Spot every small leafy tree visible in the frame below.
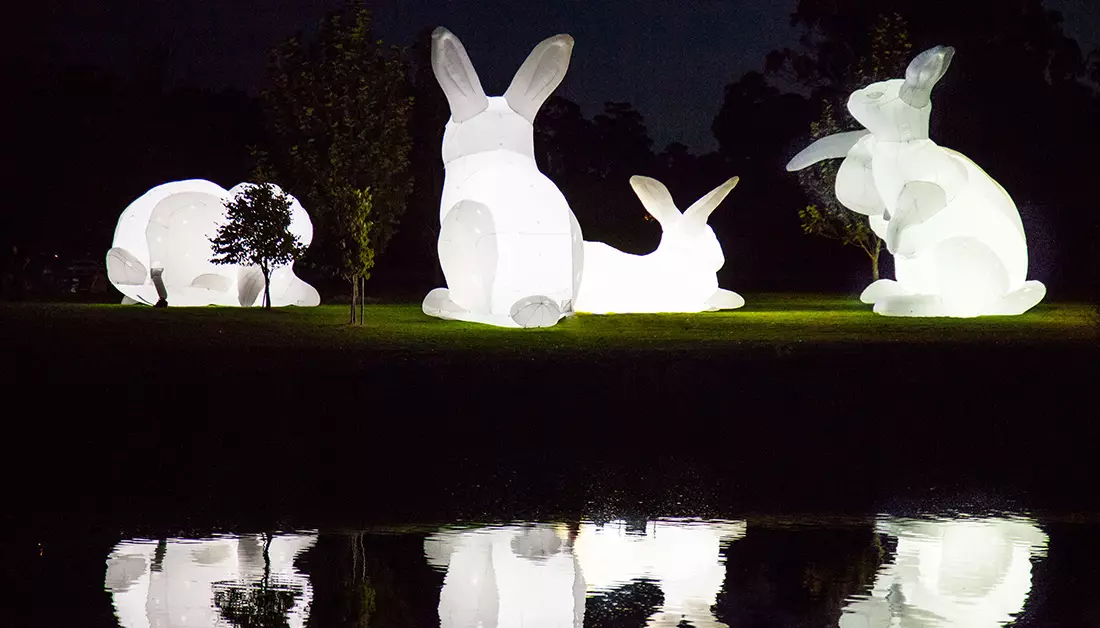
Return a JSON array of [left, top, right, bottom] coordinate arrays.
[[796, 102, 884, 280], [794, 13, 912, 281], [262, 1, 412, 315], [210, 183, 306, 309], [334, 185, 374, 324]]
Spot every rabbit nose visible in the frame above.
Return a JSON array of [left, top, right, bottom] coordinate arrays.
[[883, 208, 892, 221]]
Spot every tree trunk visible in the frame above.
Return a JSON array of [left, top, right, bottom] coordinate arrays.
[[359, 275, 365, 325], [262, 265, 271, 309], [349, 275, 357, 324], [262, 532, 272, 591], [871, 238, 882, 282]]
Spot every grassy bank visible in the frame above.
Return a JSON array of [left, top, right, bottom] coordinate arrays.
[[2, 294, 1096, 357], [2, 294, 1098, 526]]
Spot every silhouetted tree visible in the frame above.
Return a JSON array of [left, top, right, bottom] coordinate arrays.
[[210, 182, 307, 309], [370, 27, 450, 297], [793, 14, 914, 282], [262, 1, 413, 306]]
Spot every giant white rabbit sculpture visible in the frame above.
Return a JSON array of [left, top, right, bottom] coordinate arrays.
[[421, 28, 584, 328], [574, 175, 746, 314], [787, 46, 1045, 317], [106, 179, 319, 308]]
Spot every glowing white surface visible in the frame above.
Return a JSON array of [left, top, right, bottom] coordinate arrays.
[[839, 516, 1049, 628], [787, 46, 1045, 317], [106, 180, 319, 307], [423, 519, 746, 627], [422, 28, 584, 328], [574, 176, 745, 314], [104, 533, 317, 628]]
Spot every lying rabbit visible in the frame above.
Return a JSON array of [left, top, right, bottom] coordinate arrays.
[[787, 46, 1045, 317], [106, 179, 319, 307], [421, 27, 584, 328], [573, 175, 745, 314]]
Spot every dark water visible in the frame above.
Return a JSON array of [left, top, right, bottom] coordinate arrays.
[[4, 305, 1098, 626], [12, 512, 1100, 627]]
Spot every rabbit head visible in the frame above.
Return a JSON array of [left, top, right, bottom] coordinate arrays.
[[631, 175, 739, 273], [431, 28, 573, 166], [847, 45, 955, 142]]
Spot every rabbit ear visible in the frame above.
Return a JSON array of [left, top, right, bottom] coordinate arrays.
[[629, 175, 681, 227], [786, 130, 870, 171], [431, 27, 489, 123], [900, 46, 955, 109], [683, 176, 740, 227], [504, 34, 574, 123]]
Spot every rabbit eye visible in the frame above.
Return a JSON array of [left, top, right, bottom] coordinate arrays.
[[866, 90, 884, 100]]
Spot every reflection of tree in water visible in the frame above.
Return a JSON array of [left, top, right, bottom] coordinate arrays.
[[714, 522, 887, 627], [213, 533, 304, 628], [300, 531, 441, 628], [583, 579, 664, 628]]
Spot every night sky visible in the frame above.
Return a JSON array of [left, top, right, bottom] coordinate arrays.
[[47, 0, 1100, 154]]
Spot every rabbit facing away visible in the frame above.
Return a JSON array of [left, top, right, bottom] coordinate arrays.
[[421, 27, 584, 328], [787, 46, 1045, 317], [574, 175, 745, 314], [106, 179, 319, 307]]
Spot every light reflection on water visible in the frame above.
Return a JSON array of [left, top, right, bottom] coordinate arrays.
[[104, 532, 316, 628], [425, 519, 746, 627], [101, 516, 1050, 628], [840, 516, 1049, 628]]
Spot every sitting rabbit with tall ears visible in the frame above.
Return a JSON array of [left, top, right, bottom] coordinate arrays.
[[422, 28, 584, 328], [787, 46, 1045, 317]]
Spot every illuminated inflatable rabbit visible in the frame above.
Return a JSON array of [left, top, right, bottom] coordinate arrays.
[[421, 28, 584, 328], [574, 175, 745, 314], [106, 179, 319, 307], [787, 46, 1045, 317]]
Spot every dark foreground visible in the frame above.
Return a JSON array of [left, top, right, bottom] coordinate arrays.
[[2, 297, 1099, 626], [1, 297, 1097, 527]]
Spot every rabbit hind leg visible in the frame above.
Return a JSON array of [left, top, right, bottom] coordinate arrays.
[[986, 280, 1046, 316], [436, 200, 498, 316]]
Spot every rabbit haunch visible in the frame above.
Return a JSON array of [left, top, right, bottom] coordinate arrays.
[[574, 175, 745, 314], [786, 45, 1045, 317], [422, 27, 583, 328]]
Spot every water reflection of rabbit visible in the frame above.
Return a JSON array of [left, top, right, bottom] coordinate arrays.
[[787, 46, 1045, 317], [422, 28, 584, 328], [574, 175, 745, 314]]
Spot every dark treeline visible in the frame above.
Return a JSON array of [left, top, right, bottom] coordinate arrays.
[[5, 0, 1099, 299]]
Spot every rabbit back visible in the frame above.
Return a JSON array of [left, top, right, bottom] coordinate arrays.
[[575, 242, 719, 314]]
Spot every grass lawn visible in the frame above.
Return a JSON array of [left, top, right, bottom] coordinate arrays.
[[2, 293, 1096, 357], [4, 293, 1098, 526]]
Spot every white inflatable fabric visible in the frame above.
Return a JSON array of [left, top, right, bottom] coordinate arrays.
[[839, 515, 1048, 628], [787, 46, 1045, 317], [423, 519, 746, 627], [574, 176, 745, 314], [422, 27, 584, 328], [106, 179, 319, 307], [104, 533, 317, 628]]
